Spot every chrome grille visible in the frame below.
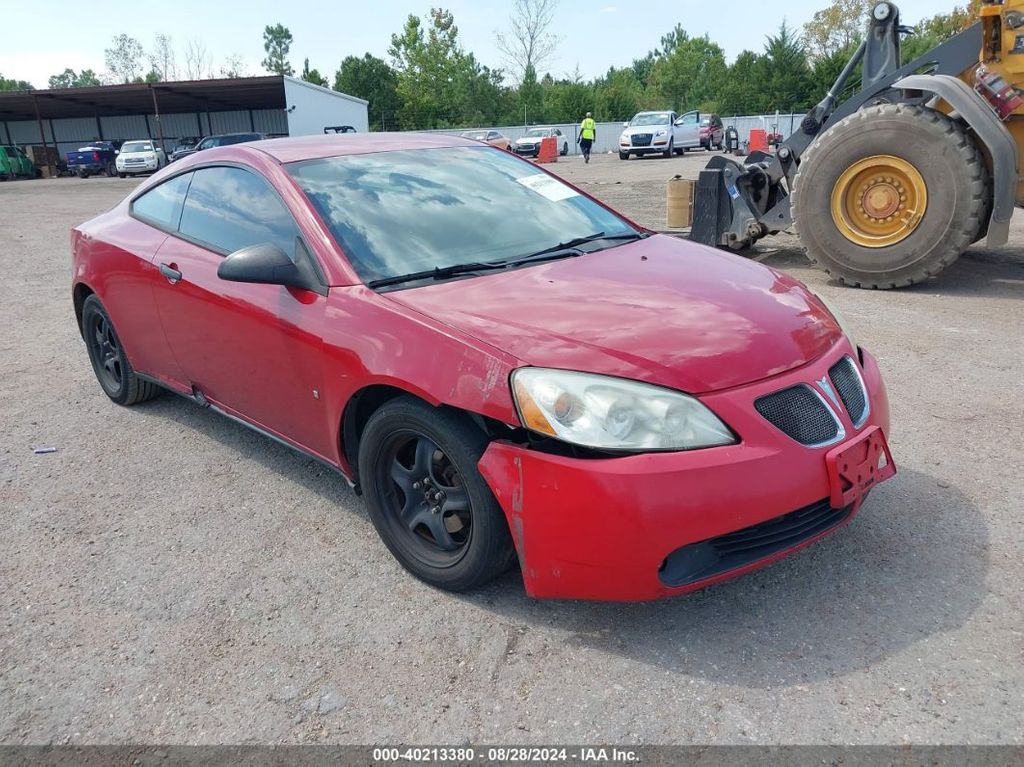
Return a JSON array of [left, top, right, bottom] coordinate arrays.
[[829, 355, 869, 427], [755, 385, 841, 446], [631, 133, 653, 147]]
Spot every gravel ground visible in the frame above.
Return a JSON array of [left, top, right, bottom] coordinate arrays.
[[1, 156, 1022, 746]]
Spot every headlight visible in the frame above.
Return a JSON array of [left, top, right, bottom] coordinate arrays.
[[511, 368, 736, 452], [654, 129, 667, 137], [814, 292, 857, 350]]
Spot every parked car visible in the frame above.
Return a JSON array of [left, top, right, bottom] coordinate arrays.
[[71, 133, 895, 601], [699, 114, 725, 150], [0, 145, 36, 180], [169, 137, 200, 161], [324, 126, 357, 134], [512, 127, 568, 157], [115, 140, 167, 177], [619, 111, 705, 159], [170, 132, 264, 162], [66, 141, 118, 178], [460, 129, 511, 151]]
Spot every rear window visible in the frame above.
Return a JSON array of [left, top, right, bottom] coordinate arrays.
[[131, 173, 193, 230]]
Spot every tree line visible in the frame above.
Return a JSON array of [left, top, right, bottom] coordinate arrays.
[[0, 0, 980, 130]]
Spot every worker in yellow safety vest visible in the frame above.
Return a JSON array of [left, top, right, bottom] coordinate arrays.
[[579, 112, 596, 163]]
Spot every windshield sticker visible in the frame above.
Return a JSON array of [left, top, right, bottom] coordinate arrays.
[[516, 173, 580, 202]]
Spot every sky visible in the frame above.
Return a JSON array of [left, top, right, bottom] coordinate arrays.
[[5, 0, 947, 89]]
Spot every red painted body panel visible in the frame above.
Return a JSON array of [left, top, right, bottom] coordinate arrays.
[[71, 134, 896, 601], [389, 235, 842, 394], [477, 343, 891, 601]]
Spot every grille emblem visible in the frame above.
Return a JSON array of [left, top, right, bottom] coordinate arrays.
[[816, 375, 842, 411]]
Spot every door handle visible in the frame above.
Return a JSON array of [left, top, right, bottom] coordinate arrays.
[[159, 263, 182, 282]]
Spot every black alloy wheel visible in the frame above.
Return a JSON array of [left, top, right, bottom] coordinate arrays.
[[81, 295, 161, 405], [87, 308, 124, 393], [359, 396, 515, 591]]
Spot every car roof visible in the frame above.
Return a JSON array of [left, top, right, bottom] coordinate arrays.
[[242, 132, 477, 163]]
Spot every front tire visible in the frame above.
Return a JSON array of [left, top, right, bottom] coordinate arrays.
[[81, 295, 161, 405], [662, 139, 674, 159], [358, 397, 515, 592], [793, 104, 989, 289], [105, 161, 117, 177], [618, 151, 629, 160]]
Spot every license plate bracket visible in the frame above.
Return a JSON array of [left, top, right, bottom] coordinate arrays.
[[825, 425, 896, 509]]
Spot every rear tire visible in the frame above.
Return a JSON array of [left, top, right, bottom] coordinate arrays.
[[358, 396, 516, 592], [81, 295, 162, 406], [792, 104, 990, 289]]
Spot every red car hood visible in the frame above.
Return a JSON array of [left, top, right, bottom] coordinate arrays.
[[386, 235, 842, 394]]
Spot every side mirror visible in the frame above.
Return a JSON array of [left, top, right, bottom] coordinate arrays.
[[622, 122, 629, 128], [217, 241, 326, 296]]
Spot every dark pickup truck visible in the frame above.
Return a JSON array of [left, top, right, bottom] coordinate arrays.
[[66, 142, 119, 178]]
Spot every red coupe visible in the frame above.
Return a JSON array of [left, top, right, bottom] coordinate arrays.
[[72, 133, 895, 601]]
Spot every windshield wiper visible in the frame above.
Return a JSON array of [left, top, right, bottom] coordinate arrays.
[[366, 231, 649, 290], [367, 261, 507, 289], [503, 230, 648, 266]]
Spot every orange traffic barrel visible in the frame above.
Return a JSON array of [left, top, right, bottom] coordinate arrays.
[[748, 129, 769, 154], [537, 136, 558, 163]]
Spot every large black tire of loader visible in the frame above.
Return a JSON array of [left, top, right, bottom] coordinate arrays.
[[792, 103, 990, 289]]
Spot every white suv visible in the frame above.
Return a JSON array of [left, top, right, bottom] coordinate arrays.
[[115, 140, 167, 177], [619, 110, 701, 159]]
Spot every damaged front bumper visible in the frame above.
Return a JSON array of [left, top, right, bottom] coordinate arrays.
[[477, 343, 893, 601]]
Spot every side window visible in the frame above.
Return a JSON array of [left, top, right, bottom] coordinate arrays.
[[131, 172, 193, 230], [682, 113, 698, 125], [178, 166, 300, 258]]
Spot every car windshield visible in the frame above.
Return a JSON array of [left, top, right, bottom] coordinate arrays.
[[121, 142, 154, 153], [462, 131, 487, 140], [524, 129, 549, 138], [287, 146, 637, 285], [631, 113, 671, 127]]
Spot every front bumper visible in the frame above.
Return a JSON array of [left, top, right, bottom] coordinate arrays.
[[477, 342, 893, 601], [513, 144, 540, 156], [117, 161, 159, 174]]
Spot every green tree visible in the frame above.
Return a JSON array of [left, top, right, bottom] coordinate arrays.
[[596, 68, 643, 121], [759, 22, 815, 112], [651, 31, 727, 111], [389, 8, 478, 128], [544, 79, 595, 123], [301, 58, 329, 87], [518, 64, 544, 123], [718, 51, 767, 115], [335, 54, 401, 130], [262, 23, 294, 76], [803, 0, 869, 58], [105, 34, 145, 83], [48, 68, 101, 89], [0, 73, 33, 91]]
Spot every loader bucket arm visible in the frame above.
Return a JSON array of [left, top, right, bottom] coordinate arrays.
[[690, 17, 985, 250]]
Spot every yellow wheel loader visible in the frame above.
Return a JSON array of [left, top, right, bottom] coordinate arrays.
[[689, 0, 1023, 288]]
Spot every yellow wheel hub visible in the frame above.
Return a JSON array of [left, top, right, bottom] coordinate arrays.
[[830, 155, 928, 248]]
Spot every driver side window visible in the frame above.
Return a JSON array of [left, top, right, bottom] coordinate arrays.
[[178, 166, 300, 259]]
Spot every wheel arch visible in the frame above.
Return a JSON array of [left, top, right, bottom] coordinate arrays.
[[73, 281, 96, 336], [338, 381, 510, 491], [894, 74, 1016, 248]]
